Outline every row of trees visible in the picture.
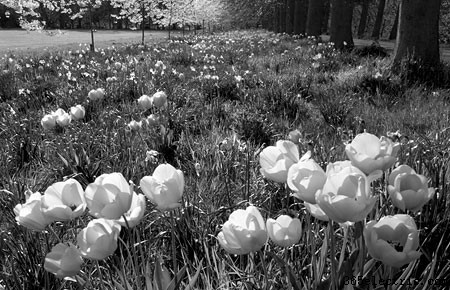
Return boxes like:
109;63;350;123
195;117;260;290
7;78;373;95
0;0;225;49
0;0;444;71
230;0;442;72
0;0;225;31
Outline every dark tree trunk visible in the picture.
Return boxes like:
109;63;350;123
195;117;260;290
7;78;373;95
322;0;330;34
275;5;281;33
329;0;354;49
357;0;370;38
286;0;295;34
393;0;441;68
389;4;399;40
306;0;324;36
372;0;386;39
279;0;287;32
293;0;308;35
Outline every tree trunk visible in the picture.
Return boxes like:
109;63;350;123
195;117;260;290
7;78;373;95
286;0;295;34
279;0;286;32
393;0;441;68
357;0;370;38
329;0;354;49
389;4;399;40
322;0;330;34
306;0;324;36
141;4;145;45
275;5;281;33
372;0;386;39
293;0;308;35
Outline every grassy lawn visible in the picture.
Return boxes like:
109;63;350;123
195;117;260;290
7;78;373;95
0;30;449;289
0;29;185;54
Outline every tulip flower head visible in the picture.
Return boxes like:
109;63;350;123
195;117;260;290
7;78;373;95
152;91;168;109
266;215;302;247
44;243;83;279
138;94;153;110
287;157;326;204
288;129;302;145
114;192;146;228
41;113;57;130
41;178;86;221
146;114;159;127
259;140;300;183
53;108;71;127
140;163;184;211
316;163;380;224
84;172;134;219
304;202;329;221
77;218;121;260
364;214;421;268
14;190;53;231
128;120;142;131
87;88;105;101
70;105;85;121
217;206;268;255
388;165;435;212
345;132;399;175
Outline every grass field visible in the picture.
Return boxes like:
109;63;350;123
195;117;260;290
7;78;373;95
0;29;184;54
0;30;449;290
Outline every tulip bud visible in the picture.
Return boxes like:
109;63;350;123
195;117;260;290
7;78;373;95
152;91;167;108
266;215;302;247
140;163;184;211
44;243;83;278
288;129;302;144
70;105;85;121
217;206;267;255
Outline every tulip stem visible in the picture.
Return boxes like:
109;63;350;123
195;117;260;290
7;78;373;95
329;221;337;290
96;260;105;290
285;184;290;211
122;215;142;290
259;250;269;290
170;211;178;289
338;225;348;271
47;225;62;243
385;265;395;290
359;221;365;284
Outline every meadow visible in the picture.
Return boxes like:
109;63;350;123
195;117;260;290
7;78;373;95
0;30;449;290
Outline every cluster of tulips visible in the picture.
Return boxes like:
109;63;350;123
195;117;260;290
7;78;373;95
13;163;184;279
41;106;86;130
128;91;168;131
40;87;107;131
217;132;434;268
